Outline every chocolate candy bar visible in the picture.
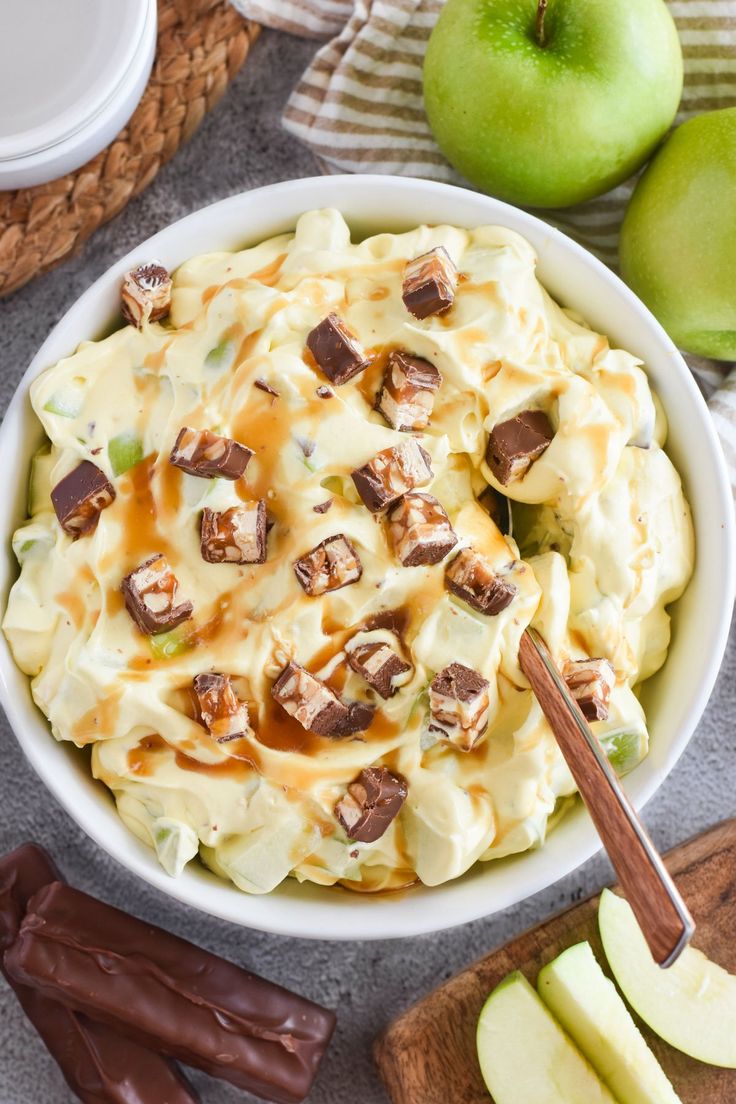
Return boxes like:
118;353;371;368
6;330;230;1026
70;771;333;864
387;491;457;566
486;409;554;485
193;673;252;742
122;554;193;635
375;351;442;432
121;262;172;328
479;485;512;536
293;534;362;596
346;635;412;699
563;658;615;722
351;439;433;513
428;662;491;751
334;767;407;843
306;313;371;385
445;548;517;615
6;881;336;1104
271;662;373;737
51;461;115;537
170;426;252;480
0;844;197;1104
200;502;267;564
402;247;457;319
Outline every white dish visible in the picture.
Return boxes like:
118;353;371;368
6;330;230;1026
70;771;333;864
0;175;732;939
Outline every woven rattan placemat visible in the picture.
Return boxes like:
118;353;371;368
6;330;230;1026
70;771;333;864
0;0;259;299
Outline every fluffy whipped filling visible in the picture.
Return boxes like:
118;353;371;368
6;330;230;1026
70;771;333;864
3;210;694;894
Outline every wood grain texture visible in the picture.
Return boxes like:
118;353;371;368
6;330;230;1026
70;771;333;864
519;630;692;966
375;818;736;1104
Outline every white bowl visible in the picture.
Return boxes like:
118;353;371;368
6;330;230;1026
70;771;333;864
0;176;733;940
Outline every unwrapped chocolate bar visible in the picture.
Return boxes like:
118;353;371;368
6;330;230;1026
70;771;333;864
387;491;457;566
563;657;615;722
375;351;442;432
346;635;412;699
486;409;554;485
271;662;373;737
306;314;371;385
200;502;267;564
0;844;197;1104
428;662;491;751
170;427;252;480
351;439;433;513
293;534;362;596
193;673;252;742
334;767;407;843
121;263;172;328
445;548;517;615
402;247;457;319
6;881;336;1104
122;554;193;635
51;461;115;537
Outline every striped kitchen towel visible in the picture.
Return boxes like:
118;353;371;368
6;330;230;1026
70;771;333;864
232;0;736;493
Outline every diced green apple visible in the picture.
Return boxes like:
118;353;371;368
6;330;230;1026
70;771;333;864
108;431;144;476
149;627;191;660
42;379;86;418
153;817;199;877
601;728;648;776
204;339;235;371
599;888;736;1068
476;971;617;1104
538;941;681;1104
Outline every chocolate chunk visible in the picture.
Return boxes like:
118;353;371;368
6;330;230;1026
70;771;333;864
346;636;412;699
564;658;615;722
254;377;279;397
193;673;252;742
351;439;433;513
306;313;371;385
200;502;267;564
375;351;442;432
335;766;408;843
6;881;336;1104
51;460;115;537
486;409;554;485
338;700;376;736
0;844;197;1104
445;548;517;615
479;485;512;536
429;662;491;751
272;662;350;736
170;426;252;480
387;491;457;566
294;534;362;596
121;262;172;328
122;554;193;635
402;247;458;319
313;499;333;514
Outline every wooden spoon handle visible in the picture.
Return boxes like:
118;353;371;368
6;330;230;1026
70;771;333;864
519;629;694;967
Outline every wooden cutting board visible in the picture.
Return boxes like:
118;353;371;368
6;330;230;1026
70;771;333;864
375;818;736;1103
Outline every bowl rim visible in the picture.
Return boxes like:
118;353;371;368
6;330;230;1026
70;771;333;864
1;174;733;940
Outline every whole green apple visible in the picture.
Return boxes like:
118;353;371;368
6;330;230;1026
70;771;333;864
423;0;683;208
620;108;736;360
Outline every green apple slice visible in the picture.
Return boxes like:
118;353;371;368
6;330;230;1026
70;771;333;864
601;729;648;776
476;971;617;1104
42;379;86;419
204;338;236;371
108;431;144;476
599;889;736;1067
538;941;680;1103
149;626;191;660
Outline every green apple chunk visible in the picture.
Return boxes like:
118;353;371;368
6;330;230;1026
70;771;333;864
423;0;682;208
108;431;144;476
620;108;736;360
538;941;681;1104
476;971;617;1103
599;889;736;1068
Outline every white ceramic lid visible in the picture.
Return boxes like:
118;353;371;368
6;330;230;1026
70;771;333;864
0;0;149;162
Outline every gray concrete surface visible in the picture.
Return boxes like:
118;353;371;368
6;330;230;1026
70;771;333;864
0;27;734;1104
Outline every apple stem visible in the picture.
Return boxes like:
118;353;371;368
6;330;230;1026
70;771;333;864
535;0;548;47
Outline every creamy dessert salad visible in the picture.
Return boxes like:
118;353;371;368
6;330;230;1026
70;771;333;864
3;210;693;895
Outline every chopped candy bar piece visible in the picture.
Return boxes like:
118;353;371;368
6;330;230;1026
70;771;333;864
335;766;408;843
429;662;491;751
351;438;433;513
51;461;115;537
294;534;362;596
121;263;172;328
122;554;193;636
486;409;554;485
564;658;615;722
271;662;349;736
340;700;376;736
193;673;251;742
169;427;252;480
306;313;371;385
479;485;512;536
402;247;458;319
375;351;442;431
346;636;412;699
200;502;267;564
445;548;517;615
387;491;457;566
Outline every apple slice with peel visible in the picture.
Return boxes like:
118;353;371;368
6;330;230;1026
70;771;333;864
476;971;617;1103
599;888;736;1067
538;941;681;1104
